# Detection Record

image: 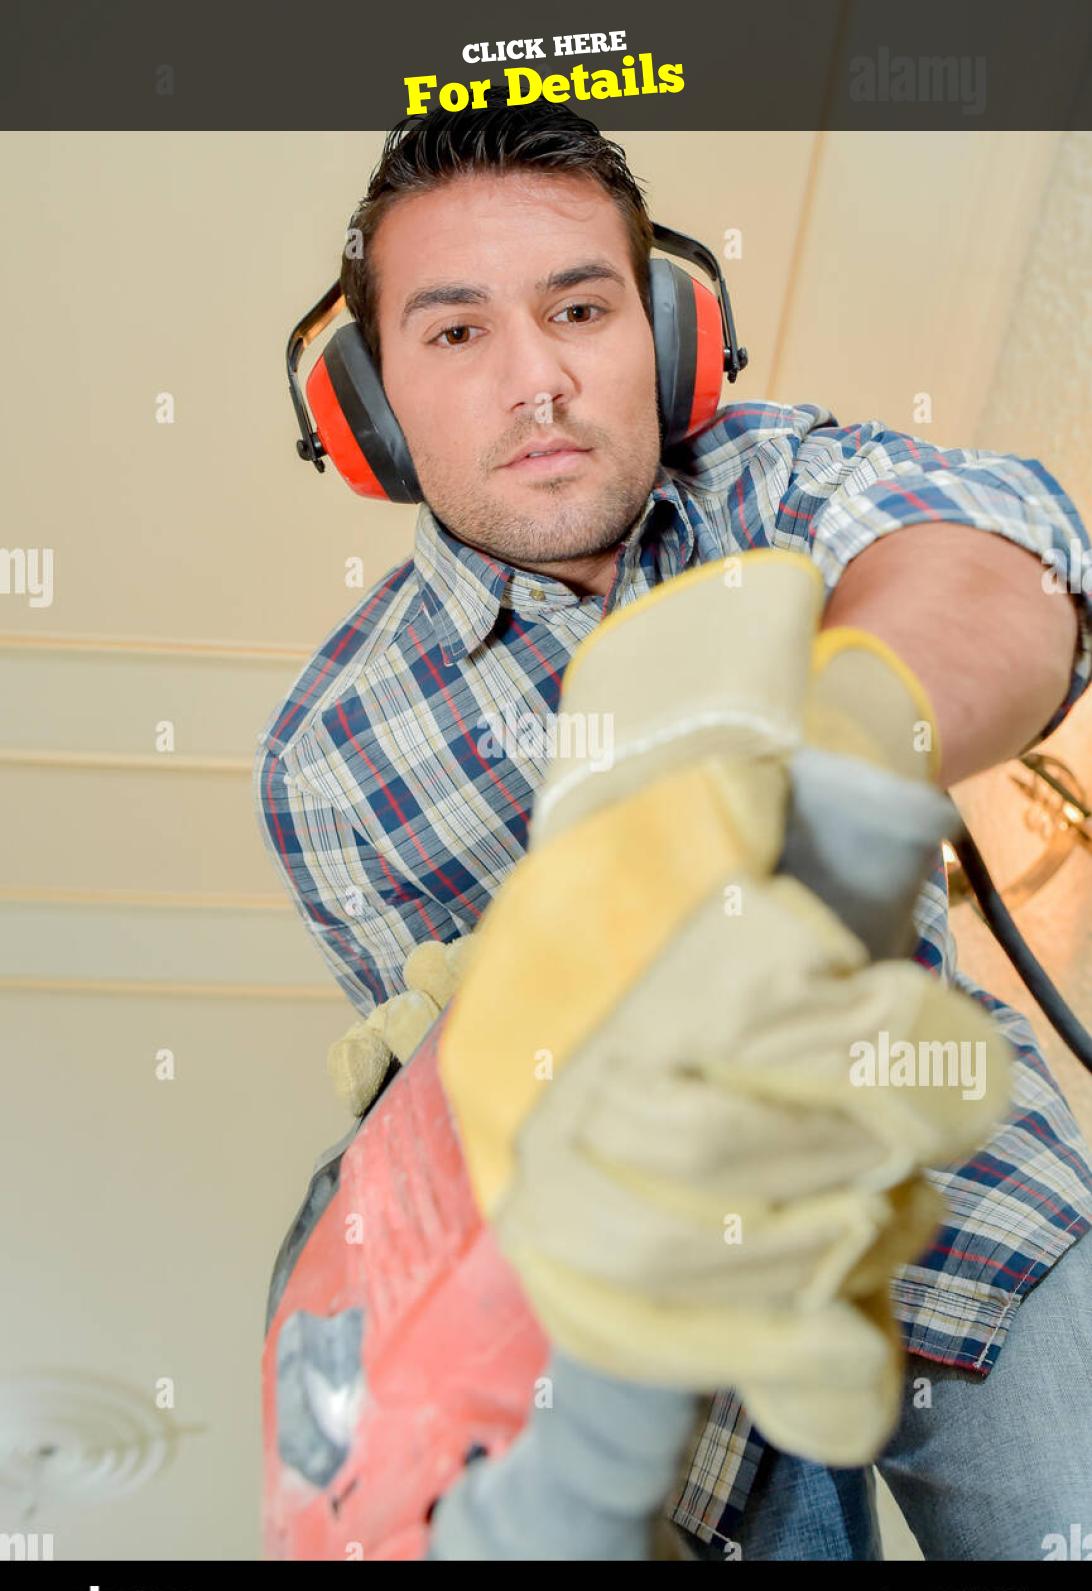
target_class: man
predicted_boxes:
[256,97,1092,1559]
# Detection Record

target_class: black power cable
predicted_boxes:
[952,825,1092,1071]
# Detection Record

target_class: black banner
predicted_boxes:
[4,0,1091,131]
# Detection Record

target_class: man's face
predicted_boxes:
[372,170,662,572]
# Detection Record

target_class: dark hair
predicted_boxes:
[340,88,654,373]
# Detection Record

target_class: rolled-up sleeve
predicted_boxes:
[775,420,1092,739]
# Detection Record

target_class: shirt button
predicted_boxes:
[530,585,546,601]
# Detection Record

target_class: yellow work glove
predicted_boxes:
[443,549,822,1213]
[327,936,472,1116]
[437,551,1012,1465]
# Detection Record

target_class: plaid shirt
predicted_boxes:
[256,401,1092,1549]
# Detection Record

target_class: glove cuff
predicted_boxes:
[532,549,825,846]
[807,626,943,785]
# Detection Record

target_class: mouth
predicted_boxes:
[501,445,593,475]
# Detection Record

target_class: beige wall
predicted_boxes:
[1,130,1089,1559]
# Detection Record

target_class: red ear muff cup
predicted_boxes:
[307,357,390,499]
[651,258,726,446]
[686,277,726,438]
[305,326,422,503]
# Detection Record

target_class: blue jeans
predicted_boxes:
[675,1231,1092,1560]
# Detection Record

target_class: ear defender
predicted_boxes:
[305,327,422,504]
[649,257,727,449]
[288,223,747,504]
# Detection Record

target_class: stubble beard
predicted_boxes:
[420,445,662,568]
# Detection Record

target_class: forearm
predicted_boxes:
[820,522,1080,787]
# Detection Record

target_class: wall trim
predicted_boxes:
[0,886,291,911]
[0,631,310,663]
[0,976,344,1001]
[0,749,252,774]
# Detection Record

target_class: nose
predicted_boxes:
[496,310,579,423]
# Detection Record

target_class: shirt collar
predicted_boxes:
[414,465,695,666]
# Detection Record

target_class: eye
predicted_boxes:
[552,303,607,325]
[428,303,607,347]
[430,324,484,348]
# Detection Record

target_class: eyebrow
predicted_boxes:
[399,259,627,329]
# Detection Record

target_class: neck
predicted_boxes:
[510,545,621,599]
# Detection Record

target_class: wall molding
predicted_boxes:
[0,975,344,1001]
[0,886,290,912]
[0,631,311,662]
[0,749,252,774]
